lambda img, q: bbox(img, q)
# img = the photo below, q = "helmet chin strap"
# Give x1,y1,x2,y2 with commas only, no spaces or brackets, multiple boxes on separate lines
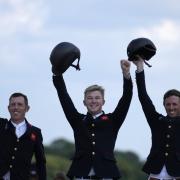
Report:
70,58,81,70
144,60,152,68
134,54,152,68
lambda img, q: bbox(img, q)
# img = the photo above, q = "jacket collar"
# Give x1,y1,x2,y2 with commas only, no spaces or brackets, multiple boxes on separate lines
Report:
7,118,33,136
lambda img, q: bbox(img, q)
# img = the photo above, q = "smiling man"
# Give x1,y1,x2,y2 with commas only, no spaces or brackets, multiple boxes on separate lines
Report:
83,85,105,116
0,93,46,180
133,58,180,180
52,60,133,180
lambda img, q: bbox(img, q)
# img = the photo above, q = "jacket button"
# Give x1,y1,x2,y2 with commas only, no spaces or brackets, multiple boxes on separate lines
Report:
168,125,172,129
92,133,95,137
166,144,169,147
17,139,20,142
14,147,18,151
12,156,15,160
9,165,13,168
92,152,95,155
166,134,170,138
92,141,95,145
165,152,168,156
91,124,95,127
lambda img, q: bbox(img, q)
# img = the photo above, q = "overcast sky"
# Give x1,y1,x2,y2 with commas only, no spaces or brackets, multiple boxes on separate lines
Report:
0,0,180,160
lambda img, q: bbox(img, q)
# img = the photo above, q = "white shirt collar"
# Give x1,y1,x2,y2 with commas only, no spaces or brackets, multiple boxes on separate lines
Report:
11,119,26,128
11,120,27,138
93,111,103,119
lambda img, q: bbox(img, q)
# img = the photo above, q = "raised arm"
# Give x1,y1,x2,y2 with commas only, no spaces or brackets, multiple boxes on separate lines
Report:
133,57,161,125
53,74,82,127
111,60,133,128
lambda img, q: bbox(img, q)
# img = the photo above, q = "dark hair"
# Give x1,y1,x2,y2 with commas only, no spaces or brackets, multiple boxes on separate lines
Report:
9,92,29,106
163,89,180,104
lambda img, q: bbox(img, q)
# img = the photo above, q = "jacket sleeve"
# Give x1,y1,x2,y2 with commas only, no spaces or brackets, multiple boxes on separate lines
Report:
0,118,8,132
53,75,83,128
111,76,133,129
136,70,161,126
34,129,46,180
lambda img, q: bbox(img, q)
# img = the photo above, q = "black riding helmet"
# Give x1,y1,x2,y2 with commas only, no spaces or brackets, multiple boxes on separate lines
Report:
127,37,156,67
50,42,81,74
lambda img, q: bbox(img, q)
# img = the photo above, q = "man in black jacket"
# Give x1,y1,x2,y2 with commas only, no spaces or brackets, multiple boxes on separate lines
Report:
0,92,46,180
133,58,180,180
52,60,133,180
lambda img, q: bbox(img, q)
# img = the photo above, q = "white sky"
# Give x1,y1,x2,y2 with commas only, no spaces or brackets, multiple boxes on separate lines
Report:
0,0,180,160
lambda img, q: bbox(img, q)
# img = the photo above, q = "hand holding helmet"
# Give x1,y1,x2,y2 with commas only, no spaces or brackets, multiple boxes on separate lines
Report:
127,37,156,67
50,42,81,75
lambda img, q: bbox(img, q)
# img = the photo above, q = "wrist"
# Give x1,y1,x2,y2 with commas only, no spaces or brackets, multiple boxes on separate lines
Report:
136,65,144,72
123,71,131,79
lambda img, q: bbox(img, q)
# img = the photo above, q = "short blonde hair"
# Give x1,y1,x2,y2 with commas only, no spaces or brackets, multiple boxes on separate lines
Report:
84,84,105,98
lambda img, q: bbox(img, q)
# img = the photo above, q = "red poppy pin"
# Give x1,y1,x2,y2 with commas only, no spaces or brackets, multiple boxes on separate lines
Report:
101,115,109,121
30,133,36,141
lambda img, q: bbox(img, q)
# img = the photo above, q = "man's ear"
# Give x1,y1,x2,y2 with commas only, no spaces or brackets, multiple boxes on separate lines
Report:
103,99,105,105
83,100,86,106
26,105,30,112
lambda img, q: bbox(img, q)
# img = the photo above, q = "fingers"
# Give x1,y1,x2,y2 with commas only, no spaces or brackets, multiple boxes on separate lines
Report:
120,59,130,68
120,60,131,79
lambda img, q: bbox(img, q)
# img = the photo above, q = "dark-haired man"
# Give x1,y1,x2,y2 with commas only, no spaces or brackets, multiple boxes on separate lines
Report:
133,58,180,180
0,93,46,180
